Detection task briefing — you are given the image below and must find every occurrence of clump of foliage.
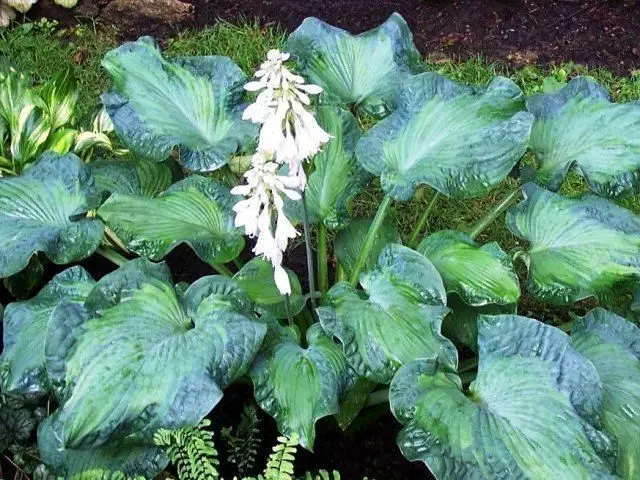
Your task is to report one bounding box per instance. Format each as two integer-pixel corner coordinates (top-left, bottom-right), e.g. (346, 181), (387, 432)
(0, 62), (119, 177)
(155, 427), (358, 480)
(0, 11), (639, 480)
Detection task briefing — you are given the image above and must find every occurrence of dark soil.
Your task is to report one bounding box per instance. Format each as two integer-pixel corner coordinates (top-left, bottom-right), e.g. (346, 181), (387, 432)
(27, 0), (640, 73)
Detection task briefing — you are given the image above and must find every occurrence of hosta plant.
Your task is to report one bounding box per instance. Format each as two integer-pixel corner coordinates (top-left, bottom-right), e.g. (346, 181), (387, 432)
(0, 64), (120, 176)
(1, 13), (640, 480)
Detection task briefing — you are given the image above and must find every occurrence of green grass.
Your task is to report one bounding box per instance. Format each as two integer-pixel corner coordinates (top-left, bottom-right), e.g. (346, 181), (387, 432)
(4, 18), (640, 320)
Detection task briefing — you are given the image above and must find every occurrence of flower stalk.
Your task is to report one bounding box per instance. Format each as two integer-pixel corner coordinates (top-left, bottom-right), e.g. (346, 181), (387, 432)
(232, 49), (331, 295)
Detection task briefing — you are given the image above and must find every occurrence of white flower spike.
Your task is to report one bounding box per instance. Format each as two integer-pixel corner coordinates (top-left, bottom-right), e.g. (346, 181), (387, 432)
(234, 49), (332, 295)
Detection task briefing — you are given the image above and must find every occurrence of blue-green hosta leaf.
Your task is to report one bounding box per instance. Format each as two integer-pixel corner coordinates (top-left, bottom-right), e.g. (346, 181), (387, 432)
(40, 68), (79, 131)
(233, 258), (305, 319)
(441, 294), (515, 352)
(0, 152), (104, 278)
(102, 37), (257, 172)
(317, 244), (456, 384)
(291, 107), (370, 229)
(98, 175), (244, 265)
(286, 13), (423, 118)
(250, 323), (350, 450)
(0, 267), (95, 396)
(477, 314), (604, 422)
(356, 72), (533, 201)
(39, 417), (167, 480)
(43, 275), (266, 451)
(527, 77), (640, 197)
(333, 215), (400, 278)
(572, 308), (640, 479)
(91, 157), (173, 198)
(390, 356), (616, 480)
(506, 183), (640, 304)
(83, 257), (172, 312)
(417, 230), (520, 306)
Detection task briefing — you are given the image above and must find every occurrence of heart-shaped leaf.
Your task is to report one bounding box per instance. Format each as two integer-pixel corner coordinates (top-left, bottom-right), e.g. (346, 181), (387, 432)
(527, 76), (640, 197)
(43, 274), (266, 452)
(0, 152), (104, 278)
(233, 258), (305, 319)
(390, 314), (616, 479)
(1, 266), (95, 397)
(418, 230), (520, 306)
(286, 13), (424, 118)
(356, 72), (533, 201)
(98, 175), (244, 265)
(506, 183), (640, 304)
(92, 157), (174, 198)
(102, 37), (257, 172)
(572, 308), (640, 479)
(318, 244), (456, 383)
(250, 323), (350, 450)
(289, 107), (370, 229)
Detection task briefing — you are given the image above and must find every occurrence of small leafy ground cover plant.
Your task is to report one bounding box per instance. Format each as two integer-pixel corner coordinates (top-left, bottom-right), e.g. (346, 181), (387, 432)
(1, 12), (640, 480)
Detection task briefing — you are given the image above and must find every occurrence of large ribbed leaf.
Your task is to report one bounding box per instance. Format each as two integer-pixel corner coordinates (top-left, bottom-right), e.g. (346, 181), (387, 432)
(43, 274), (266, 452)
(92, 157), (173, 198)
(98, 175), (244, 265)
(233, 258), (305, 319)
(39, 418), (167, 480)
(572, 308), (640, 479)
(291, 107), (370, 229)
(441, 294), (515, 352)
(0, 152), (104, 278)
(477, 314), (604, 421)
(102, 37), (256, 172)
(83, 257), (173, 313)
(250, 324), (349, 451)
(390, 314), (616, 479)
(317, 244), (456, 384)
(356, 73), (533, 201)
(0, 267), (94, 396)
(506, 183), (640, 304)
(333, 215), (400, 278)
(527, 77), (640, 197)
(286, 13), (423, 118)
(417, 230), (520, 306)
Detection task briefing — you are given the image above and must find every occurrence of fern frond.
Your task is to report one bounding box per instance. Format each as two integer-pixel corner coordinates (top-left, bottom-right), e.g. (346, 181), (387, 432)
(302, 471), (341, 480)
(221, 405), (261, 476)
(154, 419), (220, 480)
(264, 435), (299, 480)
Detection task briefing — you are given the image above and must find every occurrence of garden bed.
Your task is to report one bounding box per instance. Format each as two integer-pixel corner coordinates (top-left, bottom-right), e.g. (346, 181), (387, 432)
(27, 0), (640, 73)
(2, 2), (640, 480)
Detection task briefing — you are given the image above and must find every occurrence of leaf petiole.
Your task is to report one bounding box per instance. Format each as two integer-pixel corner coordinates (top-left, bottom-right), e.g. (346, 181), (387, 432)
(349, 195), (393, 286)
